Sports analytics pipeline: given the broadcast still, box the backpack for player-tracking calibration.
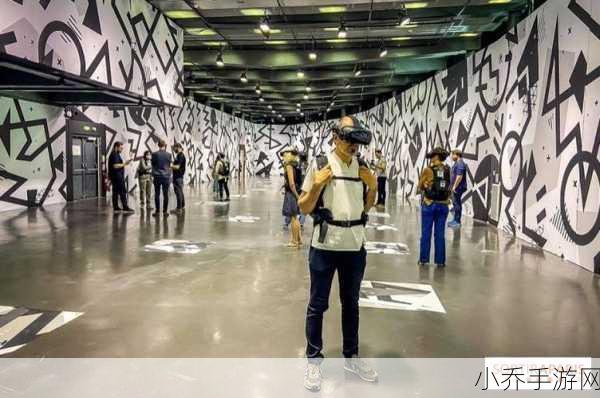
[311,154,368,243]
[425,164,451,201]
[221,160,230,177]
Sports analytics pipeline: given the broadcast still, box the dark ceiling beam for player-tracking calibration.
[183,38,477,68]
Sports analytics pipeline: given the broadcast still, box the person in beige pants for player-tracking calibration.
[136,150,153,209]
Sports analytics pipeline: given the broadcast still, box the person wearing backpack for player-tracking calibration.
[216,153,230,201]
[298,116,378,391]
[417,147,451,268]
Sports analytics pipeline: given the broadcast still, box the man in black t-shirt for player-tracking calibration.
[107,141,133,213]
[151,139,172,217]
[171,143,186,214]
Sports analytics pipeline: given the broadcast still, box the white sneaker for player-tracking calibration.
[304,362,322,392]
[344,356,378,382]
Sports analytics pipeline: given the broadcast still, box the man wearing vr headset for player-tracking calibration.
[299,116,378,391]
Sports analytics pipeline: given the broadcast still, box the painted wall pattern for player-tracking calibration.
[250,0,599,272]
[0,97,254,212]
[0,0,184,106]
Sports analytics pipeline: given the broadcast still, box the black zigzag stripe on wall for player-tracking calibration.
[0,0,183,106]
[248,0,599,273]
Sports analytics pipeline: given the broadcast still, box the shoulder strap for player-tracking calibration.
[315,155,328,170]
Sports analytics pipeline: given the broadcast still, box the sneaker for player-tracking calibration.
[152,212,160,217]
[417,261,429,266]
[163,211,169,217]
[447,221,460,228]
[436,263,446,268]
[122,207,135,213]
[344,356,378,382]
[113,208,122,213]
[304,363,321,392]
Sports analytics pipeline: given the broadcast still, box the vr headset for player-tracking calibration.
[332,116,372,146]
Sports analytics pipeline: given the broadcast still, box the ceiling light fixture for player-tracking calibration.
[319,6,347,13]
[305,83,312,92]
[303,94,309,100]
[379,44,388,58]
[215,49,224,67]
[297,70,305,79]
[259,14,271,35]
[309,38,318,61]
[259,97,265,102]
[337,21,347,39]
[240,71,248,83]
[405,2,428,9]
[344,81,351,89]
[296,103,301,107]
[354,65,362,77]
[255,83,261,94]
[268,105,273,109]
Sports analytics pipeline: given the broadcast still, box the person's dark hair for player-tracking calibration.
[143,150,151,157]
[426,147,449,161]
[451,149,462,158]
[113,141,122,150]
[173,142,182,150]
[158,139,166,148]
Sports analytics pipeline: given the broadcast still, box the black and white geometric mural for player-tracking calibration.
[0,98,255,212]
[359,281,446,314]
[250,0,600,272]
[1,0,184,106]
[0,305,82,355]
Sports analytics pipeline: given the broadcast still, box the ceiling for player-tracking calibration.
[149,0,533,124]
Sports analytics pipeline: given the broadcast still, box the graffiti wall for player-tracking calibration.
[250,0,599,272]
[0,0,184,106]
[0,97,255,212]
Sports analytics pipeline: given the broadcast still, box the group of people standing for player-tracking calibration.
[107,139,187,216]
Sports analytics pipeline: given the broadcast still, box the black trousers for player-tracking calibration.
[111,177,128,210]
[173,177,185,209]
[306,247,367,360]
[153,177,170,213]
[377,176,387,205]
[218,179,229,199]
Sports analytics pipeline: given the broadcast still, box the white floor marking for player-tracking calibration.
[369,211,391,218]
[366,223,399,231]
[144,240,213,254]
[359,281,446,314]
[365,241,409,255]
[228,215,260,223]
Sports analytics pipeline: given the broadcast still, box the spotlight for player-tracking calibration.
[240,71,248,83]
[337,21,347,39]
[379,45,388,58]
[309,51,317,60]
[271,110,276,114]
[303,94,309,100]
[300,112,304,116]
[297,69,305,79]
[268,104,273,109]
[354,67,362,77]
[216,52,224,67]
[259,97,265,102]
[344,81,351,89]
[259,16,270,34]
[255,83,261,94]
[305,83,312,92]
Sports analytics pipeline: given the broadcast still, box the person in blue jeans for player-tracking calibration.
[417,147,451,268]
[448,149,468,228]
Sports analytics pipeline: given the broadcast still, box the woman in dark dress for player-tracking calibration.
[281,147,302,248]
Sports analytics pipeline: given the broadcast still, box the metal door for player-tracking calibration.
[71,135,98,200]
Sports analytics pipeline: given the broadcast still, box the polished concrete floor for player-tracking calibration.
[0,178,598,358]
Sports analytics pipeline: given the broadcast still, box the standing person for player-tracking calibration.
[215,153,230,201]
[212,155,219,200]
[136,150,153,210]
[298,116,378,391]
[107,141,134,213]
[417,147,451,268]
[151,139,172,217]
[373,149,387,207]
[281,147,302,248]
[448,149,468,228]
[171,143,186,214]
